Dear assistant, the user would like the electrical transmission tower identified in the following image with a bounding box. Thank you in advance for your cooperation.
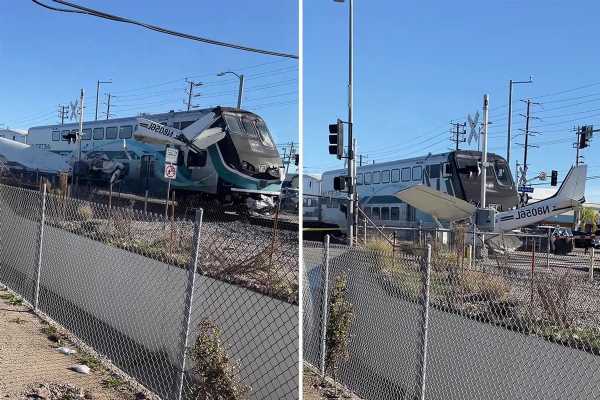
[103,93,115,120]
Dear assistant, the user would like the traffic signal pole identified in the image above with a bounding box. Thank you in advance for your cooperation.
[346,0,355,246]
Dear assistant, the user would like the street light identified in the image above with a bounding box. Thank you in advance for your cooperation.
[217,71,244,109]
[506,76,532,165]
[334,0,355,246]
[96,79,112,120]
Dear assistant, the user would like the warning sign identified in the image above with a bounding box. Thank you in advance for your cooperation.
[165,147,179,164]
[164,163,177,180]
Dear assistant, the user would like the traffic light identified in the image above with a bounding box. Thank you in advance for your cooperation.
[328,119,344,159]
[579,125,593,149]
[333,176,346,191]
[551,170,558,186]
[294,153,299,166]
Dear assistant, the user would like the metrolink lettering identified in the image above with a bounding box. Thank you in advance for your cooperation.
[514,205,550,220]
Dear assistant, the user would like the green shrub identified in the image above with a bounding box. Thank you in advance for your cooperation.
[325,274,354,376]
[190,319,249,400]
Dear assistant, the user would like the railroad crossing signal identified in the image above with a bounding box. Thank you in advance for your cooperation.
[328,119,344,159]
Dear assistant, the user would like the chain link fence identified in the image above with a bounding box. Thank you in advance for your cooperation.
[0,183,298,399]
[304,232,600,400]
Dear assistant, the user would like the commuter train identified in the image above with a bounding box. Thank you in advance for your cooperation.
[22,107,284,209]
[317,150,519,228]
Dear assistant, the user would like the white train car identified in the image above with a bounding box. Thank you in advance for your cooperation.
[319,150,518,229]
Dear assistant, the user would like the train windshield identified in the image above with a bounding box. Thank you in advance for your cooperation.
[223,112,275,148]
[493,159,513,186]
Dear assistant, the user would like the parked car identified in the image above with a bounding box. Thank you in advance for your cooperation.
[551,227,574,255]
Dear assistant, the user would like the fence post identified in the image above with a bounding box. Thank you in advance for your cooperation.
[590,247,595,282]
[33,184,47,312]
[319,234,331,377]
[415,244,432,400]
[546,230,551,270]
[175,208,204,400]
[363,218,367,244]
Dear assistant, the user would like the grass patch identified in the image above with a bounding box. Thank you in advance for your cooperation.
[77,351,102,371]
[102,375,126,390]
[0,292,23,305]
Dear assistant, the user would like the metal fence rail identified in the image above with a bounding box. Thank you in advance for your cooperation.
[0,183,298,400]
[304,234,600,400]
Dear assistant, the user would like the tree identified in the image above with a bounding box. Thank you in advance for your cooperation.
[579,207,599,233]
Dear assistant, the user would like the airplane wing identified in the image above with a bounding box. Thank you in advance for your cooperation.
[190,127,226,149]
[134,118,183,147]
[394,184,476,221]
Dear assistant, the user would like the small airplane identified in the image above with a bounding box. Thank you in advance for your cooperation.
[394,165,587,233]
[134,116,226,151]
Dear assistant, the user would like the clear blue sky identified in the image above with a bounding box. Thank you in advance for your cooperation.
[304,1,600,202]
[0,0,298,167]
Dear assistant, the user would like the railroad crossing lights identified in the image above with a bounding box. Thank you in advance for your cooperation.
[164,163,177,180]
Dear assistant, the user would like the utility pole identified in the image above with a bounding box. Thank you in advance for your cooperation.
[216,71,244,109]
[450,121,466,151]
[58,105,68,125]
[78,89,84,161]
[104,93,113,120]
[185,80,203,111]
[95,80,112,121]
[346,0,355,246]
[481,95,489,208]
[506,77,532,166]
[518,99,541,186]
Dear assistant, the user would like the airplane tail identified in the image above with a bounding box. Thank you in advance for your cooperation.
[553,164,587,203]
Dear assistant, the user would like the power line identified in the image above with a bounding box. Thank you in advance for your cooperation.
[33,0,298,59]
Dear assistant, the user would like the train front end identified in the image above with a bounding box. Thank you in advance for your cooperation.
[450,150,518,211]
[210,107,284,210]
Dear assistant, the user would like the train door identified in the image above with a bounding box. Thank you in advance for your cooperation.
[140,155,154,190]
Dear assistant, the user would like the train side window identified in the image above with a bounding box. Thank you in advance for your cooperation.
[81,128,92,140]
[105,127,118,139]
[381,170,390,183]
[391,207,400,220]
[61,130,70,141]
[381,207,390,220]
[364,172,372,185]
[372,171,380,184]
[356,173,363,185]
[443,162,452,177]
[372,207,380,220]
[119,125,133,139]
[412,166,422,181]
[52,131,61,141]
[391,169,400,182]
[188,150,207,167]
[401,167,411,181]
[93,127,104,140]
[428,164,440,179]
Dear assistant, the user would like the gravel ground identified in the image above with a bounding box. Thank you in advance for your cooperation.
[303,366,362,400]
[0,287,144,400]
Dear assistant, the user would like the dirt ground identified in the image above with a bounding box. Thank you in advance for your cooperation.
[0,288,141,399]
[303,366,360,400]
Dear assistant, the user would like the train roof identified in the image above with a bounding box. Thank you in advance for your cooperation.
[321,150,506,176]
[27,106,262,131]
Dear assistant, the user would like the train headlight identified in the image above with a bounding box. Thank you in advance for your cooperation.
[241,161,256,172]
